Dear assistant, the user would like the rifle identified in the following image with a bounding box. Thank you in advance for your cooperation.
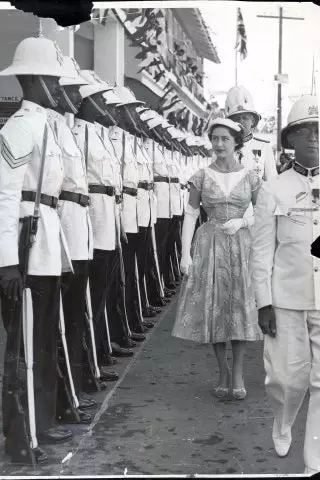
[15,123,49,464]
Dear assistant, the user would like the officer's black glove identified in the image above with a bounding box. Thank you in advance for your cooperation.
[0,265,23,302]
[258,305,276,337]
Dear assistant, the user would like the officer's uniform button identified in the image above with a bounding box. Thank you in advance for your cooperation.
[315,266,319,272]
[314,219,319,225]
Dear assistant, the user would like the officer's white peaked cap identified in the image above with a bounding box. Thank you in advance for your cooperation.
[225,85,261,127]
[79,70,113,98]
[59,57,89,86]
[0,37,71,78]
[102,89,122,105]
[114,86,145,106]
[281,94,319,149]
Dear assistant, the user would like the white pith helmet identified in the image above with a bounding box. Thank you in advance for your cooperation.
[0,36,71,78]
[102,89,122,105]
[281,95,319,149]
[59,57,89,86]
[79,70,114,99]
[146,112,164,129]
[225,85,261,128]
[114,86,145,106]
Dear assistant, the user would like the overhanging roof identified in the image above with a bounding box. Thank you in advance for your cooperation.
[174,8,220,64]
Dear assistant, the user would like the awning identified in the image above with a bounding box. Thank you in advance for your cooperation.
[174,8,220,64]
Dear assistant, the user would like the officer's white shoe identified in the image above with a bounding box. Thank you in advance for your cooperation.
[273,438,291,457]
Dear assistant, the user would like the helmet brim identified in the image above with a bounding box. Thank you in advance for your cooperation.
[227,110,261,128]
[281,117,318,149]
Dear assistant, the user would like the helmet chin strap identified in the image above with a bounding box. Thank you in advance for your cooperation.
[39,76,58,108]
[88,96,117,125]
[61,87,78,114]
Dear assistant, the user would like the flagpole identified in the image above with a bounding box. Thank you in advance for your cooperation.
[312,55,314,94]
[235,7,238,85]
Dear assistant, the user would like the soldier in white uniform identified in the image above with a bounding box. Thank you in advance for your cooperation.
[95,89,140,350]
[0,37,74,464]
[252,95,320,475]
[139,112,170,309]
[73,71,133,370]
[114,86,156,334]
[225,86,278,228]
[46,57,100,423]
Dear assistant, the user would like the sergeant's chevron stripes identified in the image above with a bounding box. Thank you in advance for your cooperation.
[1,137,32,169]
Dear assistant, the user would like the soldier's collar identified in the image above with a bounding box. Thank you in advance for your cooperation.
[47,108,66,124]
[244,132,253,143]
[73,117,96,129]
[293,160,319,178]
[22,99,46,115]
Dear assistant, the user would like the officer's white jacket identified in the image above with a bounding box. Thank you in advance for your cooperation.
[0,100,72,275]
[240,135,278,227]
[72,118,116,251]
[47,109,93,261]
[252,168,320,311]
[240,135,277,180]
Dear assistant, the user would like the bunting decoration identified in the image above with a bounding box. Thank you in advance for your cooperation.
[235,7,247,60]
[108,8,215,136]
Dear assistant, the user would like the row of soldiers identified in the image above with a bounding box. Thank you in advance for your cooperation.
[0,36,213,465]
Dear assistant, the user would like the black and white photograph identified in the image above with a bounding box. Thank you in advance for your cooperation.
[0,0,319,477]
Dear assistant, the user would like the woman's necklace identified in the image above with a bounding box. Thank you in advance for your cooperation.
[214,160,237,173]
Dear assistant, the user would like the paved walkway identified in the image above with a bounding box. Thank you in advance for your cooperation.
[0,297,307,475]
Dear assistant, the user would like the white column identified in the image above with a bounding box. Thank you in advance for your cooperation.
[94,14,124,86]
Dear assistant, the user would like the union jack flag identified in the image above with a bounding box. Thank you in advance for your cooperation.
[235,8,247,61]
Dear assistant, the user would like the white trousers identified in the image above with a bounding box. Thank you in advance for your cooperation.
[263,308,320,471]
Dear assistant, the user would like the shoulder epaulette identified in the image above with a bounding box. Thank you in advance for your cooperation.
[253,136,270,143]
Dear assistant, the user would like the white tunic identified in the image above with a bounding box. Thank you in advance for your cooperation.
[122,132,139,233]
[141,138,157,225]
[165,148,182,217]
[154,144,171,219]
[135,137,152,228]
[72,118,116,251]
[47,109,93,261]
[0,100,72,276]
[252,168,320,311]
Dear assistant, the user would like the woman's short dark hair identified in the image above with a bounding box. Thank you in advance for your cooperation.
[208,123,244,151]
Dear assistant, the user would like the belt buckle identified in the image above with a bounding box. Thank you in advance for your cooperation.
[52,197,58,209]
[80,194,90,207]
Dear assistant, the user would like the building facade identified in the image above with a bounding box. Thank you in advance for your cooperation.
[0,7,220,133]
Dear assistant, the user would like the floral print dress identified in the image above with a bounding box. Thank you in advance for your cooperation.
[172,166,263,344]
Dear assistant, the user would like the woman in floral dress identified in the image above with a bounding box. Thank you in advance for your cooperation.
[172,118,263,400]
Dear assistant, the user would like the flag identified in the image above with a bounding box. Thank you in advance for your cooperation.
[235,8,247,60]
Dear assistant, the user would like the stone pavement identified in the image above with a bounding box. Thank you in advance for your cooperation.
[0,297,307,476]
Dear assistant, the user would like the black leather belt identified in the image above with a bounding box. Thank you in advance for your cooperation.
[88,184,115,196]
[154,176,169,183]
[170,177,180,184]
[138,181,154,191]
[123,186,138,197]
[21,191,58,209]
[59,190,90,207]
